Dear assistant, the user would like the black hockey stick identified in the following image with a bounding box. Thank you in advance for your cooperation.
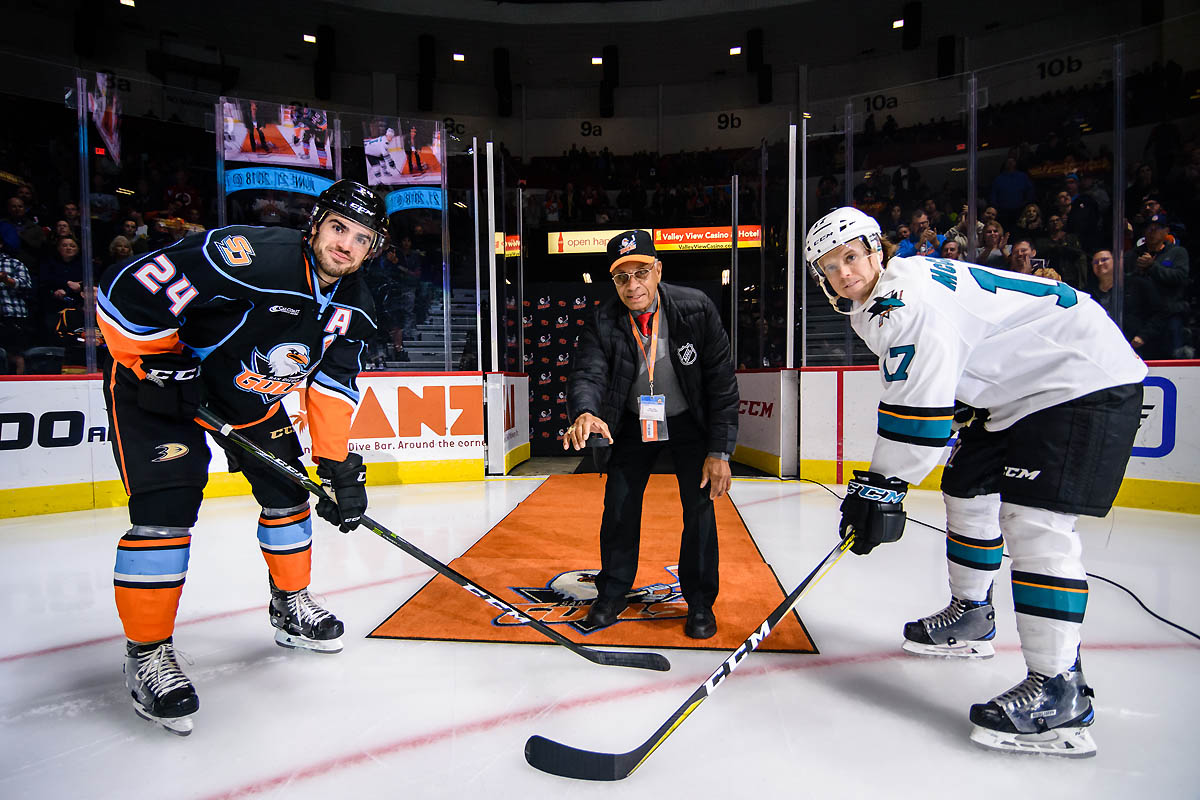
[195,406,670,673]
[524,534,854,780]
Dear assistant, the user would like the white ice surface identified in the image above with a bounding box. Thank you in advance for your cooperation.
[1,478,1197,799]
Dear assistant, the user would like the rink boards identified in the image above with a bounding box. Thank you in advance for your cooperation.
[0,371,530,517]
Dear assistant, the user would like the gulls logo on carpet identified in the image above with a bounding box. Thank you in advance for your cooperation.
[676,342,697,365]
[152,443,189,462]
[498,566,686,634]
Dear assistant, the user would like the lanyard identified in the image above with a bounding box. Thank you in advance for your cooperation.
[629,305,660,394]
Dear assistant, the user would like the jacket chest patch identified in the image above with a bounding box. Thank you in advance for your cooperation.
[676,342,697,365]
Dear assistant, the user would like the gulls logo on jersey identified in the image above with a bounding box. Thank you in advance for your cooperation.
[152,443,190,462]
[497,566,685,634]
[867,290,905,327]
[677,342,697,365]
[234,342,313,402]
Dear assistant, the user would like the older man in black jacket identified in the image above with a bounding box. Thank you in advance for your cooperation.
[564,230,739,639]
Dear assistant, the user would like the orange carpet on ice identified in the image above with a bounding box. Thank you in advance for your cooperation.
[370,474,817,653]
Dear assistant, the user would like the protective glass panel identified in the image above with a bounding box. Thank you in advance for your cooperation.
[0,57,81,376]
[1121,18,1199,360]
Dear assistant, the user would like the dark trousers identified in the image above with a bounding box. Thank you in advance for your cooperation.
[595,411,719,610]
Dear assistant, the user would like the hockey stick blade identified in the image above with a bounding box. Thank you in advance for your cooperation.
[524,536,853,780]
[195,407,669,673]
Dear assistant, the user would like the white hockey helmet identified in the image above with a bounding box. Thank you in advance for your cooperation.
[804,206,883,313]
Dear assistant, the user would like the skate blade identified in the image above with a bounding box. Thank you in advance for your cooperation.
[969,724,1096,758]
[274,629,343,654]
[133,703,194,736]
[902,639,994,659]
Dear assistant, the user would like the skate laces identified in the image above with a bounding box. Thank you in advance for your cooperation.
[134,641,193,696]
[926,598,974,630]
[993,672,1048,711]
[287,588,334,627]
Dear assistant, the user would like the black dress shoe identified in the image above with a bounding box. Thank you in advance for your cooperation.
[685,607,717,639]
[584,599,627,630]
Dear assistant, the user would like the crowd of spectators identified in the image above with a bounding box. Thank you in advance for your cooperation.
[1,57,1196,373]
[848,132,1196,361]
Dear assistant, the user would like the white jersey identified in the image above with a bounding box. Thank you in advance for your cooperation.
[364,135,393,158]
[849,255,1147,485]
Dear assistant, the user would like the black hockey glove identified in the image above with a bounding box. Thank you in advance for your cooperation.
[839,470,908,556]
[136,352,204,421]
[315,452,367,532]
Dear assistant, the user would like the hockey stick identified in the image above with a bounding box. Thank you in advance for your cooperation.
[195,406,670,673]
[524,534,854,780]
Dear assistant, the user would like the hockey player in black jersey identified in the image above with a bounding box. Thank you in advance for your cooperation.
[96,180,389,735]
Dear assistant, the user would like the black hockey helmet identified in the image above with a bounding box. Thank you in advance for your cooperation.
[308,179,389,257]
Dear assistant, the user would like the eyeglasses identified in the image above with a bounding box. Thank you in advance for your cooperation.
[612,267,653,286]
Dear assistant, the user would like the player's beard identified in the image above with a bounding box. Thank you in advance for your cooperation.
[312,239,364,286]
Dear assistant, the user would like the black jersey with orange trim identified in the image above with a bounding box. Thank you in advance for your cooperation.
[96,225,377,462]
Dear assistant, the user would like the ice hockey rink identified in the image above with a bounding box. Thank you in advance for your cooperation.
[1,476,1197,799]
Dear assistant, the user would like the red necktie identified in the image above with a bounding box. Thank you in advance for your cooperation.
[636,311,652,336]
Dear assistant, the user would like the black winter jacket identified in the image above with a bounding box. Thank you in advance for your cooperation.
[568,282,739,468]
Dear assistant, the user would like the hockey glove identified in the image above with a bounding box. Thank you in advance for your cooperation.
[839,470,908,556]
[315,452,367,532]
[136,352,204,421]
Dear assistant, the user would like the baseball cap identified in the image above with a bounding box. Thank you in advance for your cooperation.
[607,230,656,272]
[1146,213,1171,228]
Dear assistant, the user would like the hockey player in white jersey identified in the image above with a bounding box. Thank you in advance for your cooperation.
[804,207,1146,758]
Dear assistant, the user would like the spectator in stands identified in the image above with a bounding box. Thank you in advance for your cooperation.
[989,156,1035,229]
[1124,162,1158,219]
[981,205,999,227]
[939,238,963,260]
[881,203,904,240]
[1124,213,1190,357]
[923,198,950,235]
[896,209,945,258]
[119,216,149,254]
[1090,249,1165,360]
[1035,129,1066,164]
[1,195,47,267]
[107,236,133,267]
[563,181,580,222]
[0,250,33,374]
[15,184,46,227]
[974,221,1009,269]
[1040,213,1088,289]
[892,162,922,209]
[945,203,982,250]
[1008,236,1038,274]
[61,202,82,239]
[1013,203,1045,242]
[40,234,84,337]
[544,189,562,224]
[1064,173,1104,252]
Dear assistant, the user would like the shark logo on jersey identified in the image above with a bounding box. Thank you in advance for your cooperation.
[496,566,685,634]
[234,342,313,402]
[867,290,905,326]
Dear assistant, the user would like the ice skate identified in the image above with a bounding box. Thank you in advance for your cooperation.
[902,591,995,658]
[124,637,198,736]
[968,655,1096,758]
[269,577,344,653]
